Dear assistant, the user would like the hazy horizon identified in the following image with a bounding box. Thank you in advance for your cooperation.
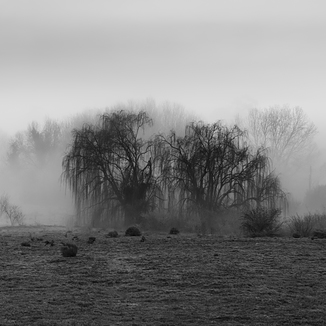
[1,0,326,141]
[1,0,326,226]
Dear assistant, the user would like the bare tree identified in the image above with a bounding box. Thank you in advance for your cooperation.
[0,195,24,226]
[62,110,160,227]
[156,121,284,231]
[246,105,317,169]
[7,132,25,169]
[7,119,62,169]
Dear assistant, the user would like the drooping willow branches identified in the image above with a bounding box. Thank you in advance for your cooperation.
[156,121,285,214]
[63,111,286,227]
[62,110,159,226]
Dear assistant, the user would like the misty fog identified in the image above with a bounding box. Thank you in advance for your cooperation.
[0,100,325,229]
[0,101,197,227]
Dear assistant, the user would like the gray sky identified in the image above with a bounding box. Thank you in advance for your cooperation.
[1,0,326,138]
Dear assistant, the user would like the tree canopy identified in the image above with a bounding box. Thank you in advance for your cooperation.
[156,121,284,228]
[62,110,158,226]
[62,111,285,229]
[246,105,317,169]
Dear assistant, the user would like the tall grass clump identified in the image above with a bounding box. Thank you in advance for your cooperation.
[288,213,316,237]
[241,207,283,237]
[288,213,326,237]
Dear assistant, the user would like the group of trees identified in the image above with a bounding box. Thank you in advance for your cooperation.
[0,119,73,225]
[7,120,63,169]
[62,109,287,231]
[238,105,318,201]
[1,101,319,230]
[1,101,196,226]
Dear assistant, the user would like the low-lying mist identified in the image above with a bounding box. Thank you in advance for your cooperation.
[0,100,325,229]
[0,100,198,227]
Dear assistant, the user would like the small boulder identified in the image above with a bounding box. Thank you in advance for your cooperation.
[106,231,119,238]
[169,227,180,235]
[61,243,78,257]
[125,226,141,237]
[312,229,326,239]
[87,237,96,244]
[140,235,146,242]
[44,240,54,246]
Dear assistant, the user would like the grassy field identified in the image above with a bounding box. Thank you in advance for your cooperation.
[1,225,326,325]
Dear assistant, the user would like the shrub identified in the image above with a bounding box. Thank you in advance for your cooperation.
[312,229,326,239]
[312,213,326,229]
[241,207,283,237]
[169,227,180,235]
[288,213,317,237]
[0,195,24,226]
[61,243,78,257]
[107,230,119,238]
[125,226,141,236]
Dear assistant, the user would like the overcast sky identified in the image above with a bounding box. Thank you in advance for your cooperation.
[1,0,326,139]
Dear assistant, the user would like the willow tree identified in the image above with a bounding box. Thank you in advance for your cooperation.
[62,110,159,227]
[157,121,283,231]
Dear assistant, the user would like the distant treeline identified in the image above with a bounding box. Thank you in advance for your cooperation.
[1,101,321,229]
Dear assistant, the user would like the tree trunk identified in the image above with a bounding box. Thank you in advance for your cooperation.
[124,205,142,227]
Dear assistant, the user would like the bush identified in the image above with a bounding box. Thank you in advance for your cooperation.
[169,227,180,235]
[125,226,141,236]
[107,230,119,238]
[288,213,317,237]
[312,229,326,239]
[241,207,283,237]
[61,243,78,257]
[0,195,24,226]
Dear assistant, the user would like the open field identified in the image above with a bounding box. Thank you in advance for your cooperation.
[1,225,326,325]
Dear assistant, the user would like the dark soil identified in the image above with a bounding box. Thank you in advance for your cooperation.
[1,225,326,325]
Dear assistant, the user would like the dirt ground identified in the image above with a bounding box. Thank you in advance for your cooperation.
[1,225,326,325]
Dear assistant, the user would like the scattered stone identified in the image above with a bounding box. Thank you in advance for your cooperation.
[30,234,43,242]
[72,235,79,241]
[87,237,96,244]
[140,235,146,242]
[169,227,180,235]
[61,242,78,257]
[312,229,326,239]
[125,226,141,237]
[106,231,119,238]
[65,231,72,238]
[44,240,54,246]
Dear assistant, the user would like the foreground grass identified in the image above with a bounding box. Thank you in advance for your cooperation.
[1,226,326,325]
